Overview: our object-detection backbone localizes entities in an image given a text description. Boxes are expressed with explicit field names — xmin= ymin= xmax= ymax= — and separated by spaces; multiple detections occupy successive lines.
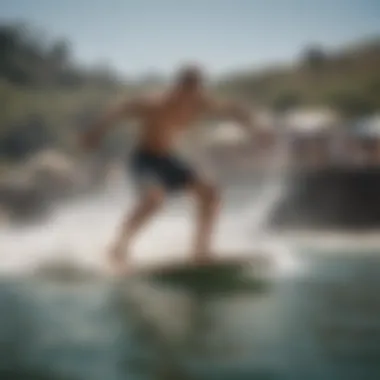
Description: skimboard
xmin=133 ymin=251 xmax=270 ymax=274
xmin=129 ymin=252 xmax=272 ymax=295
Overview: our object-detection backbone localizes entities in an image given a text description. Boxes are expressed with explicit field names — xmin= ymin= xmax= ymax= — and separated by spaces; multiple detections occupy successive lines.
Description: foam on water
xmin=0 ymin=134 xmax=302 ymax=278
xmin=0 ymin=183 xmax=300 ymax=277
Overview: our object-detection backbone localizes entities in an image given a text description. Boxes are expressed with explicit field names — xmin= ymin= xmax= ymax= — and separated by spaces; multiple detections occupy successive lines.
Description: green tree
xmin=327 ymin=91 xmax=376 ymax=118
xmin=272 ymin=91 xmax=303 ymax=113
xmin=302 ymin=44 xmax=327 ymax=70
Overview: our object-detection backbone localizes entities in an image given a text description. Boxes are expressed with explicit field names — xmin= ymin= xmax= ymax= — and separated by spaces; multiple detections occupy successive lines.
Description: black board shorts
xmin=130 ymin=148 xmax=195 ymax=192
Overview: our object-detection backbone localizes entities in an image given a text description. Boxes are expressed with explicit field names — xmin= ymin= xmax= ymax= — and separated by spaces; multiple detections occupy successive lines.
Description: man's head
xmin=174 ymin=64 xmax=205 ymax=93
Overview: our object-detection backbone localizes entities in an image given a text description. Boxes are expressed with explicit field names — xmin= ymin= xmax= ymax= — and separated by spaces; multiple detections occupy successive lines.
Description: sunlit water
xmin=1 ymin=248 xmax=380 ymax=380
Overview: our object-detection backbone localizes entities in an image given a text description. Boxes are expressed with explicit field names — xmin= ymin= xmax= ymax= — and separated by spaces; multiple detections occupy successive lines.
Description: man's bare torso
xmin=136 ymin=90 xmax=206 ymax=154
xmin=82 ymin=66 xmax=252 ymax=156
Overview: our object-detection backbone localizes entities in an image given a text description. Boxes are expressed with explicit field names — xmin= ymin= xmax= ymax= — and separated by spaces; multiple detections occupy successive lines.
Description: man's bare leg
xmin=189 ymin=181 xmax=221 ymax=264
xmin=109 ymin=187 xmax=164 ymax=274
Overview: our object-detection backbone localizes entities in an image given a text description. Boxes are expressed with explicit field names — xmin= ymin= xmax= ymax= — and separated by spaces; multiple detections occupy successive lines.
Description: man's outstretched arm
xmin=80 ymin=98 xmax=145 ymax=150
xmin=203 ymin=97 xmax=256 ymax=137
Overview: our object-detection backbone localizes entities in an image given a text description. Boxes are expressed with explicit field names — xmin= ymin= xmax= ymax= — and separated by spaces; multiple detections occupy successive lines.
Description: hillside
xmin=218 ymin=37 xmax=380 ymax=116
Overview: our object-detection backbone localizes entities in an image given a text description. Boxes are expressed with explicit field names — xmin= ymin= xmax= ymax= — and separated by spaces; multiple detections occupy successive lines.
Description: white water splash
xmin=235 ymin=126 xmax=302 ymax=277
xmin=242 ymin=124 xmax=291 ymax=230
xmin=0 ymin=132 xmax=301 ymax=278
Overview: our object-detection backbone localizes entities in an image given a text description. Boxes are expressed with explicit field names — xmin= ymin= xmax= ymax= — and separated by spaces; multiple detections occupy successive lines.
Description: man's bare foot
xmin=107 ymin=246 xmax=128 ymax=277
xmin=108 ymin=263 xmax=129 ymax=277
xmin=193 ymin=251 xmax=213 ymax=266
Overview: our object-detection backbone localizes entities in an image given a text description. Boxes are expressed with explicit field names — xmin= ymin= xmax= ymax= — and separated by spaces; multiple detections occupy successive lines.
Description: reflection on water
xmin=284 ymin=253 xmax=380 ymax=380
xmin=1 ymin=252 xmax=380 ymax=380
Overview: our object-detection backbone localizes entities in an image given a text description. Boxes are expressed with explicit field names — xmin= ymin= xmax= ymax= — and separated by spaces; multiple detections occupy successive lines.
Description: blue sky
xmin=1 ymin=0 xmax=379 ymax=77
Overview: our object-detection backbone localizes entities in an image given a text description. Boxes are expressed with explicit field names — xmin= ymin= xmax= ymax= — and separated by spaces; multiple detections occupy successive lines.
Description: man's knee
xmin=141 ymin=187 xmax=165 ymax=210
xmin=196 ymin=182 xmax=220 ymax=206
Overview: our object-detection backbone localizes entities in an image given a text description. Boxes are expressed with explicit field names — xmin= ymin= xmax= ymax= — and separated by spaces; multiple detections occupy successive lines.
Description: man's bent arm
xmin=203 ymin=97 xmax=256 ymax=137
xmin=81 ymin=98 xmax=145 ymax=149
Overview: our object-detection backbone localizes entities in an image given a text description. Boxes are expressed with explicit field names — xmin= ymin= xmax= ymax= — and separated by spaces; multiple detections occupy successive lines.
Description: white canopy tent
xmin=349 ymin=115 xmax=380 ymax=138
xmin=283 ymin=108 xmax=339 ymax=136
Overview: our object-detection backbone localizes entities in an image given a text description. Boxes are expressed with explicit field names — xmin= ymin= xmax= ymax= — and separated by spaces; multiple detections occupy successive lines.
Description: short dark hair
xmin=176 ymin=64 xmax=204 ymax=86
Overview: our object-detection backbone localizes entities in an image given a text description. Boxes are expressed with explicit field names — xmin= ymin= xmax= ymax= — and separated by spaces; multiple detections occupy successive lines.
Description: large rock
xmin=269 ymin=167 xmax=380 ymax=230
xmin=0 ymin=176 xmax=49 ymax=224
xmin=0 ymin=149 xmax=89 ymax=224
xmin=24 ymin=149 xmax=83 ymax=195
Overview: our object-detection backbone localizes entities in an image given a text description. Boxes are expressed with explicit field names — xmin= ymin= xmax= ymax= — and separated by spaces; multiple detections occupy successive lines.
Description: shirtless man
xmin=81 ymin=64 xmax=256 ymax=273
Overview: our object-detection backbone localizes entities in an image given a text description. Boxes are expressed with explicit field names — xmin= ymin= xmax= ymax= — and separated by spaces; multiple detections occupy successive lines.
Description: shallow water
xmin=1 ymin=251 xmax=380 ymax=380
